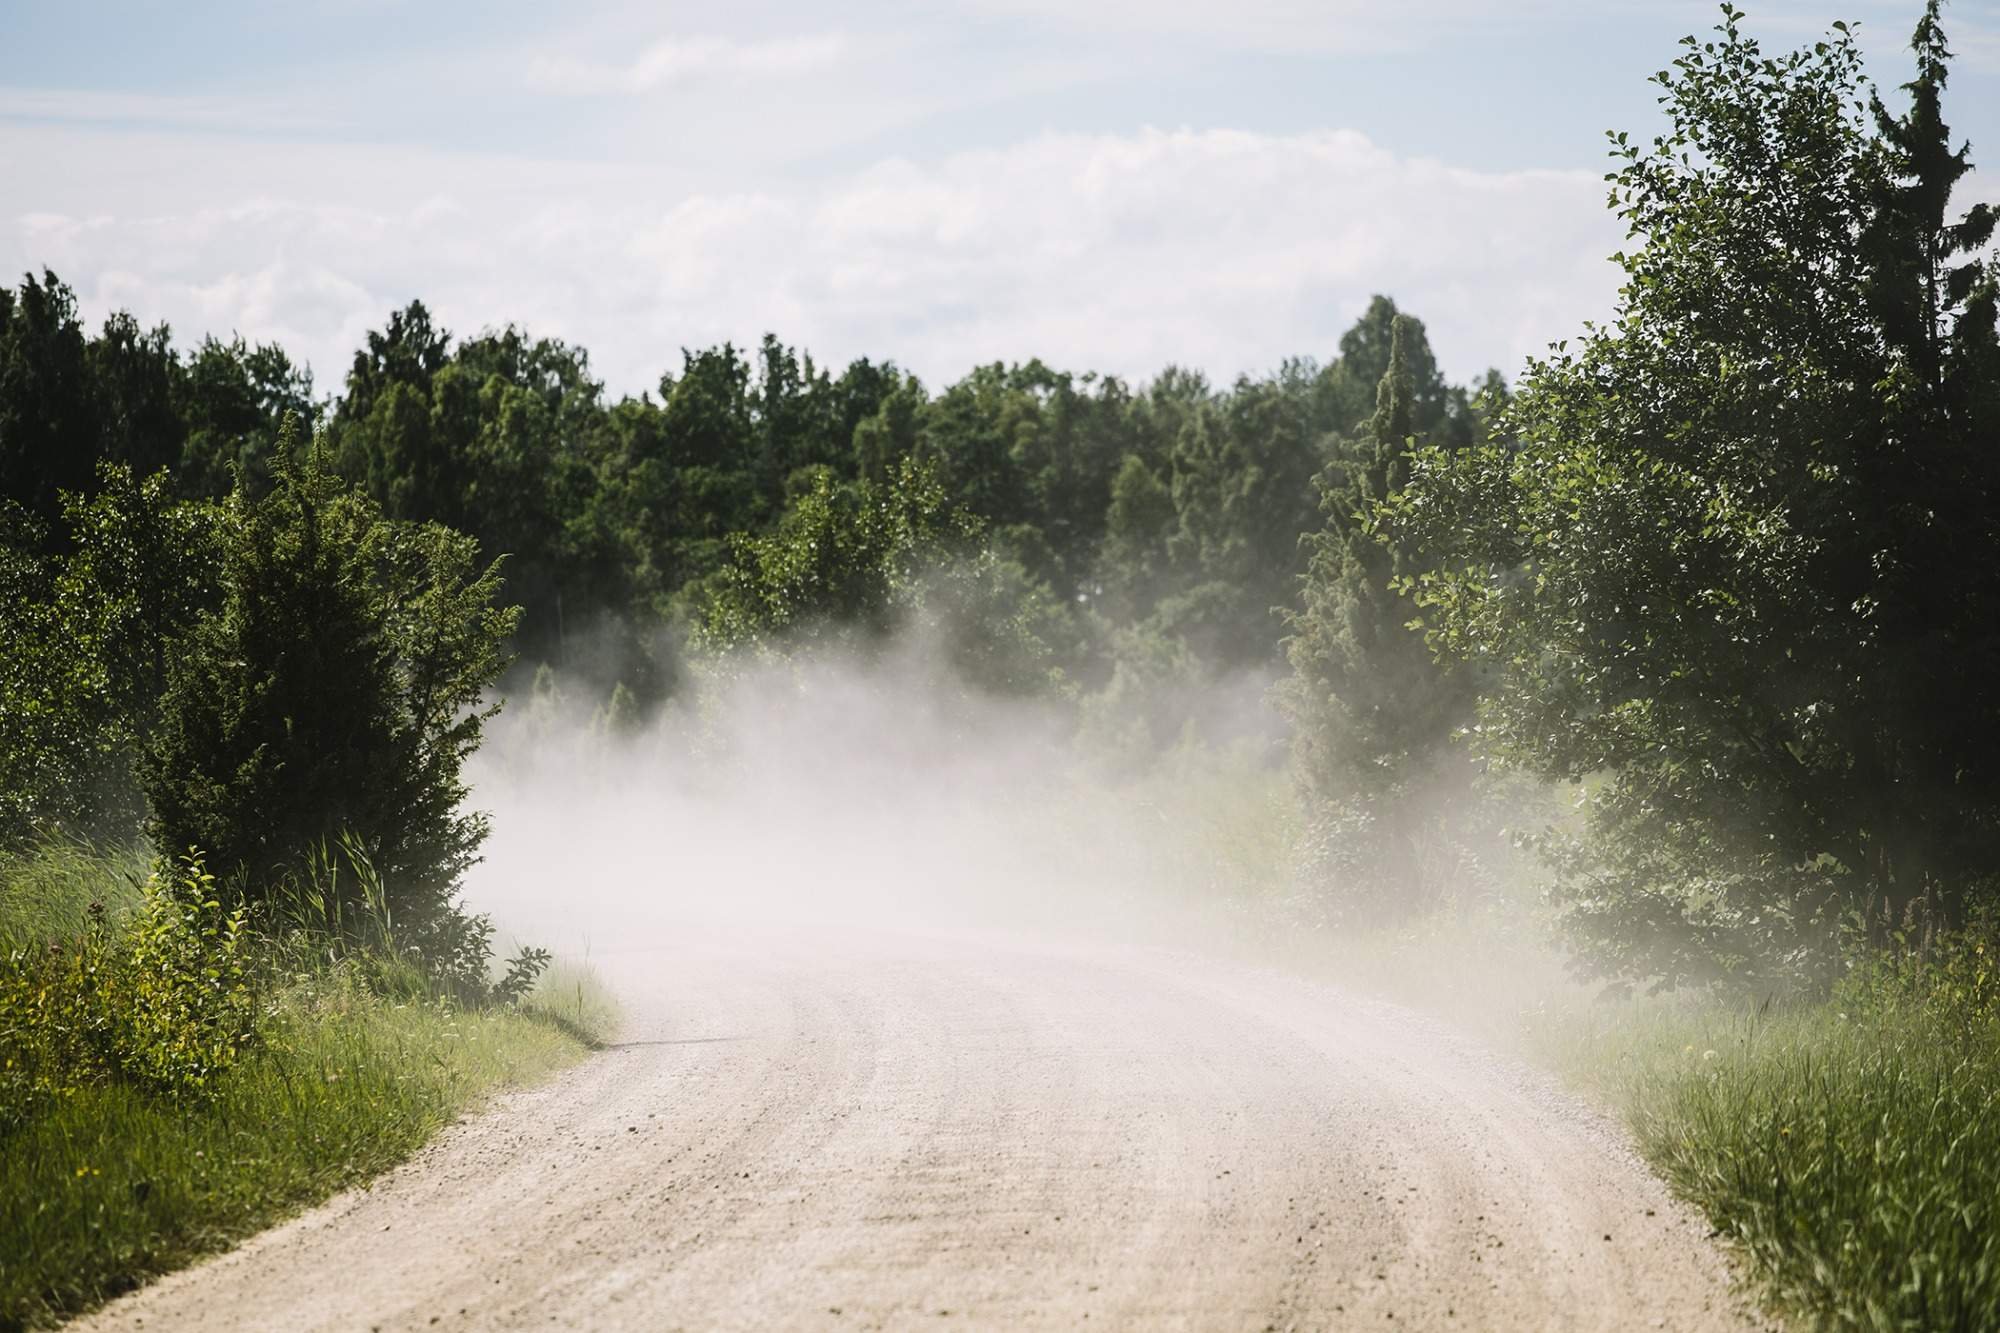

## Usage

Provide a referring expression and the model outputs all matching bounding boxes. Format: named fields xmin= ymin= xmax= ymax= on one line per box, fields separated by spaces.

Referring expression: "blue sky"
xmin=3 ymin=1 xmax=1994 ymax=395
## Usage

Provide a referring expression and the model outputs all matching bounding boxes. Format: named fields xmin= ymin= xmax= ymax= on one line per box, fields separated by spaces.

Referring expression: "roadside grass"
xmin=0 ymin=838 xmax=146 ymax=946
xmin=1534 ymin=996 xmax=2000 ymax=1332
xmin=1309 ymin=903 xmax=2000 ymax=1332
xmin=522 ymin=957 xmax=622 ymax=1047
xmin=0 ymin=844 xmax=616 ymax=1331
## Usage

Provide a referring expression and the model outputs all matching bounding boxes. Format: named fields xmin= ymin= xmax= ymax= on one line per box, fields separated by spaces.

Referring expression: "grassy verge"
xmin=0 ymin=846 xmax=615 ymax=1331
xmin=1309 ymin=907 xmax=2000 ymax=1331
xmin=1534 ymin=985 xmax=2000 ymax=1332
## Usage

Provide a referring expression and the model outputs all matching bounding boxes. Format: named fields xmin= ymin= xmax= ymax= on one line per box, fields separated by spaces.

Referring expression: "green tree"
xmin=1282 ymin=315 xmax=1478 ymax=918
xmin=89 ymin=312 xmax=184 ymax=478
xmin=1151 ymin=370 xmax=1321 ymax=669
xmin=853 ymin=371 xmax=927 ymax=484
xmin=1097 ymin=452 xmax=1177 ymax=621
xmin=0 ymin=468 xmax=221 ymax=843
xmin=696 ymin=458 xmax=973 ymax=651
xmin=1384 ymin=5 xmax=2000 ymax=986
xmin=1318 ymin=296 xmax=1458 ymax=441
xmin=144 ymin=422 xmax=517 ymax=945
xmin=0 ymin=272 xmax=99 ymax=530
xmin=176 ymin=335 xmax=316 ymax=498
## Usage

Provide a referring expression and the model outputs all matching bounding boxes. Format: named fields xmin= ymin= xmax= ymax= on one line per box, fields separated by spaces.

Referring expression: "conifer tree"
xmin=144 ymin=419 xmax=517 ymax=947
xmin=1280 ymin=315 xmax=1476 ymax=916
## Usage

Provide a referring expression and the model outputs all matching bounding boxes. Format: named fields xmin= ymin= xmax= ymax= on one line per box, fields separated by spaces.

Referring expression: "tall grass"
xmin=0 ymin=838 xmax=146 ymax=946
xmin=1538 ymin=996 xmax=2000 ymax=1332
xmin=0 ymin=982 xmax=585 ymax=1327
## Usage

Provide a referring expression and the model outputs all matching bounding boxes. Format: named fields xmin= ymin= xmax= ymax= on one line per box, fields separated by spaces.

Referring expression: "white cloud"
xmin=952 ymin=0 xmax=1624 ymax=52
xmin=1 ymin=122 xmax=1621 ymax=398
xmin=526 ymin=34 xmax=852 ymax=95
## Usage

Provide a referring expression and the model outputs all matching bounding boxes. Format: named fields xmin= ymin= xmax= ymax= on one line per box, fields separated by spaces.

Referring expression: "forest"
xmin=5 ymin=3 xmax=2000 ymax=1329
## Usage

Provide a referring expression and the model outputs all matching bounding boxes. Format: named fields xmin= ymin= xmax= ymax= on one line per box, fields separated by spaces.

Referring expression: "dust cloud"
xmin=461 ymin=632 xmax=1295 ymax=962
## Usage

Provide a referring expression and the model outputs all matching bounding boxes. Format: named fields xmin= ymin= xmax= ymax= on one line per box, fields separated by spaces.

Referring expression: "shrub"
xmin=142 ymin=421 xmax=517 ymax=945
xmin=0 ymin=856 xmax=254 ymax=1131
xmin=267 ymin=833 xmax=552 ymax=1008
xmin=1837 ymin=908 xmax=2000 ymax=1037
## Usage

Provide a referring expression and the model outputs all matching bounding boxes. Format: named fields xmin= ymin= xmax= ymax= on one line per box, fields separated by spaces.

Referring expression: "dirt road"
xmin=77 ymin=927 xmax=1753 ymax=1330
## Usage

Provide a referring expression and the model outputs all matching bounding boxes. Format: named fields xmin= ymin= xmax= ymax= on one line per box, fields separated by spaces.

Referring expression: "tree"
xmin=89 ymin=312 xmax=184 ymax=478
xmin=695 ymin=457 xmax=973 ymax=652
xmin=1383 ymin=5 xmax=2000 ymax=987
xmin=0 ymin=272 xmax=98 ymax=530
xmin=1280 ymin=315 xmax=1478 ymax=918
xmin=1318 ymin=296 xmax=1456 ymax=440
xmin=853 ymin=372 xmax=926 ymax=484
xmin=0 ymin=467 xmax=221 ymax=843
xmin=1097 ymin=452 xmax=1177 ymax=621
xmin=917 ymin=363 xmax=1036 ymax=534
xmin=176 ymin=335 xmax=315 ymax=498
xmin=144 ymin=421 xmax=517 ymax=946
xmin=1151 ymin=371 xmax=1321 ymax=669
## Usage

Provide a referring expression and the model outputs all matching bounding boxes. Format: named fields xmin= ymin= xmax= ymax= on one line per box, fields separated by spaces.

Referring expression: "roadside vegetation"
xmin=0 ymin=839 xmax=610 ymax=1330
xmin=0 ymin=414 xmax=606 ymax=1320
xmin=1355 ymin=8 xmax=2000 ymax=1328
xmin=1558 ymin=947 xmax=2000 ymax=1332
xmin=1303 ymin=899 xmax=2000 ymax=1333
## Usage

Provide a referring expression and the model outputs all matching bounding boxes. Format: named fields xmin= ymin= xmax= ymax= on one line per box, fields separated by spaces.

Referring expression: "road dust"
xmin=463 ymin=634 xmax=1291 ymax=958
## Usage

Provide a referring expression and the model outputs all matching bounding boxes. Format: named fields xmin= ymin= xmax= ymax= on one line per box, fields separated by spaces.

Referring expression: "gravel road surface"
xmin=77 ymin=926 xmax=1755 ymax=1331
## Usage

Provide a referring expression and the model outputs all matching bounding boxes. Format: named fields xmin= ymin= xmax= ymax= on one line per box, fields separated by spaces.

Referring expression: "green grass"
xmin=0 ymin=838 xmax=146 ymax=947
xmin=0 ymin=845 xmax=616 ymax=1331
xmin=1534 ymin=992 xmax=2000 ymax=1332
xmin=1305 ymin=904 xmax=2000 ymax=1332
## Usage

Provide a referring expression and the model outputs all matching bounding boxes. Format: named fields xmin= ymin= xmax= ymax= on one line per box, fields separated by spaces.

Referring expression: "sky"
xmin=3 ymin=0 xmax=1996 ymax=398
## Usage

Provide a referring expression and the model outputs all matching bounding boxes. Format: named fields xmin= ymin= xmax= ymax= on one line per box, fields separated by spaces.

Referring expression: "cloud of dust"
xmin=460 ymin=631 xmax=1295 ymax=963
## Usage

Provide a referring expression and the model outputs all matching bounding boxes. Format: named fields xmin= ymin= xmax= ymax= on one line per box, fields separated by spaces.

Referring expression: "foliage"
xmin=269 ymin=833 xmax=554 ymax=1008
xmin=1383 ymin=4 xmax=2000 ymax=988
xmin=900 ymin=548 xmax=1083 ymax=699
xmin=1838 ymin=907 xmax=2000 ymax=1039
xmin=0 ymin=837 xmax=147 ymax=947
xmin=0 ymin=270 xmax=1514 ymax=747
xmin=0 ymin=856 xmax=254 ymax=1132
xmin=0 ymin=960 xmax=598 ymax=1330
xmin=142 ymin=421 xmax=518 ymax=947
xmin=174 ymin=334 xmax=315 ymax=498
xmin=0 ymin=468 xmax=221 ymax=844
xmin=0 ymin=836 xmax=605 ymax=1328
xmin=1280 ymin=313 xmax=1482 ymax=920
xmin=695 ymin=457 xmax=976 ymax=651
xmin=0 ymin=271 xmax=99 ymax=528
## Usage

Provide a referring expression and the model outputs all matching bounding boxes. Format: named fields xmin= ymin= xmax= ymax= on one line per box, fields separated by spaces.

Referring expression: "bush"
xmin=1837 ymin=909 xmax=2000 ymax=1037
xmin=1 ymin=948 xmax=597 ymax=1330
xmin=0 ymin=855 xmax=254 ymax=1131
xmin=264 ymin=833 xmax=553 ymax=1008
xmin=142 ymin=423 xmax=517 ymax=947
